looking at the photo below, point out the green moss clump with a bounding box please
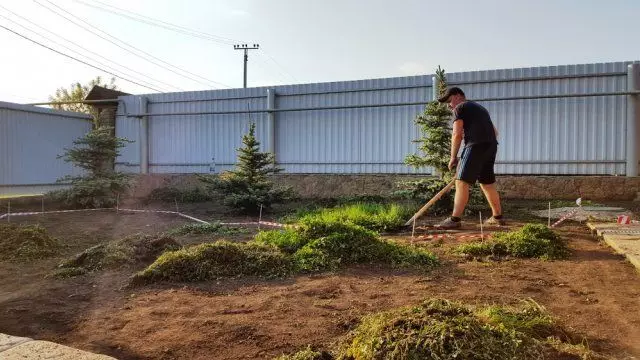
[455,224,569,260]
[51,234,181,278]
[131,241,291,284]
[0,223,60,260]
[278,298,605,360]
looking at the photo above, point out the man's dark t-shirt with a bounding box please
[453,101,497,147]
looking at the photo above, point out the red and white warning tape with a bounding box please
[414,233,492,240]
[551,208,580,227]
[0,206,292,228]
[0,208,111,219]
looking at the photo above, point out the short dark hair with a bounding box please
[437,87,465,103]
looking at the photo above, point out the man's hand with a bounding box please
[448,157,459,171]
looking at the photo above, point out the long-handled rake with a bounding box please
[404,177,456,226]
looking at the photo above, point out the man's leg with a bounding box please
[435,146,480,229]
[478,143,505,224]
[452,180,470,217]
[479,182,502,217]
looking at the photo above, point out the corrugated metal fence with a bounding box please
[0,102,92,196]
[115,61,640,175]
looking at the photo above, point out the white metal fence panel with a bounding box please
[0,102,92,195]
[114,61,638,175]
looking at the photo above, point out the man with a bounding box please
[434,86,505,229]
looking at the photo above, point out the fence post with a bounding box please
[267,88,277,162]
[432,76,439,102]
[139,97,149,174]
[627,64,640,177]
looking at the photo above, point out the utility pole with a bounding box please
[233,44,260,88]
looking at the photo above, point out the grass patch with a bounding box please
[167,222,247,236]
[51,234,181,278]
[275,346,332,360]
[135,217,438,284]
[282,203,414,233]
[0,223,60,260]
[258,220,438,273]
[131,241,291,284]
[254,228,306,254]
[455,224,569,260]
[279,298,604,360]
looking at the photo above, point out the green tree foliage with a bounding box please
[48,76,117,116]
[397,66,486,215]
[49,126,133,208]
[199,123,295,214]
[404,66,452,179]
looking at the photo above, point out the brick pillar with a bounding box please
[94,105,118,171]
[96,106,117,136]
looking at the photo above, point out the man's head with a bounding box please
[438,87,466,109]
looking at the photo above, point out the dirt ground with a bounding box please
[1,203,640,360]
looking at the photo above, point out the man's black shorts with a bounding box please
[456,142,498,185]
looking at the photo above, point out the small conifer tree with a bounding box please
[200,123,295,214]
[51,126,133,208]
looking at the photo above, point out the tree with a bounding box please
[404,66,452,179]
[49,76,117,116]
[199,123,295,214]
[396,66,486,216]
[49,126,133,208]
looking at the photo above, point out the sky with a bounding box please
[0,0,638,103]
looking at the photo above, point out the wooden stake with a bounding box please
[404,178,456,226]
[480,212,484,241]
[411,218,416,240]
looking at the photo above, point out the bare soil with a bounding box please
[1,205,639,360]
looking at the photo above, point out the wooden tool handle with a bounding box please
[404,177,456,226]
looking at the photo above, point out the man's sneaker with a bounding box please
[434,217,462,229]
[484,216,506,226]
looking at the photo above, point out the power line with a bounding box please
[0,24,163,92]
[36,0,228,89]
[258,51,299,83]
[75,0,243,45]
[34,0,233,89]
[0,6,179,92]
[74,0,300,86]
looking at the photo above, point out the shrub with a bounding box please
[47,174,130,209]
[50,126,133,208]
[198,123,295,214]
[455,224,570,260]
[131,241,292,284]
[51,234,181,277]
[0,223,60,260]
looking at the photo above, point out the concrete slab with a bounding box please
[0,340,117,359]
[0,333,31,352]
[587,222,640,273]
[535,207,632,222]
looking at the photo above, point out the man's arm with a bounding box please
[449,119,464,170]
